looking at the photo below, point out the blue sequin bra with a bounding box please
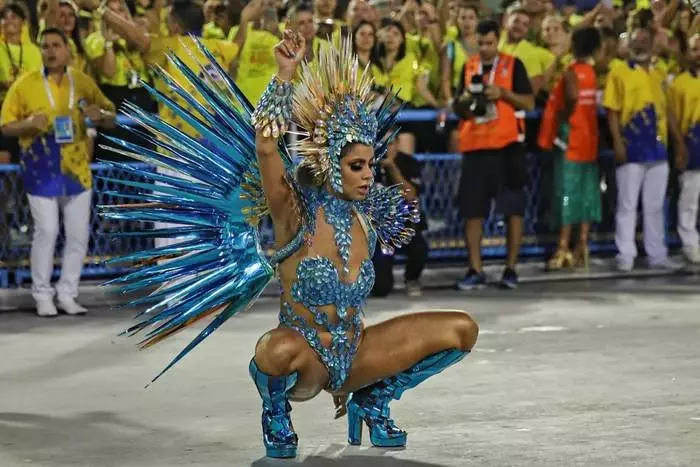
[274,187,376,391]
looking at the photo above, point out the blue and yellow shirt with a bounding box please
[603,60,668,163]
[669,70,700,169]
[0,67,115,196]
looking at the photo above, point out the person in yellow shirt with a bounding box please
[603,24,686,272]
[94,0,257,133]
[373,19,424,155]
[441,3,479,106]
[499,7,547,94]
[669,34,700,264]
[286,2,329,67]
[84,0,155,160]
[1,27,115,317]
[203,3,232,39]
[0,3,43,163]
[228,0,280,104]
[314,0,341,39]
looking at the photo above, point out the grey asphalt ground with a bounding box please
[1,276,699,467]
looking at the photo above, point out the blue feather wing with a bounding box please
[99,38,287,383]
[357,184,421,254]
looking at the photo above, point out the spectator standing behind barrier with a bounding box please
[84,0,155,161]
[371,139,428,297]
[453,19,534,290]
[0,28,115,317]
[0,3,43,164]
[669,33,700,264]
[604,24,686,272]
[538,27,604,272]
[499,7,547,95]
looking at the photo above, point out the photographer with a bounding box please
[453,18,534,291]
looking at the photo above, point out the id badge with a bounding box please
[54,116,74,144]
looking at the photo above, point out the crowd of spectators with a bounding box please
[0,0,699,310]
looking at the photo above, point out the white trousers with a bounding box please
[615,162,669,264]
[677,170,700,252]
[27,190,92,302]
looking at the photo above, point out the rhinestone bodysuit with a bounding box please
[274,187,376,391]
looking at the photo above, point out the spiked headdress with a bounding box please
[291,38,385,193]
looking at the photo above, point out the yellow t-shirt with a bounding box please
[668,70,700,168]
[229,27,279,105]
[603,60,668,162]
[0,41,43,100]
[373,53,420,104]
[406,34,440,107]
[144,36,239,136]
[498,37,547,78]
[0,24,32,44]
[0,67,115,195]
[203,22,226,40]
[84,32,148,87]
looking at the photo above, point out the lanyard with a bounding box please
[43,68,75,110]
[477,56,499,85]
[4,41,22,77]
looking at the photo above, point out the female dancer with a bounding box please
[103,31,478,459]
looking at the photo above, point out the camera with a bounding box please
[467,74,489,118]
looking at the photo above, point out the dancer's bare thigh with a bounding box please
[254,327,330,402]
[340,310,478,393]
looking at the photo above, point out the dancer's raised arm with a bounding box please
[252,30,306,236]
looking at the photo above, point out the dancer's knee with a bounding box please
[452,312,479,351]
[254,329,306,376]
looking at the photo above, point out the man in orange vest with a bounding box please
[452,19,534,290]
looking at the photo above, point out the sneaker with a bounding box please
[36,300,58,318]
[57,297,88,315]
[648,257,683,271]
[499,268,519,290]
[456,269,487,291]
[616,258,634,272]
[683,248,700,265]
[405,280,422,297]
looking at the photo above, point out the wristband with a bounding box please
[251,75,293,139]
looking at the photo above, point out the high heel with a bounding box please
[249,359,299,458]
[573,243,590,272]
[346,349,468,448]
[546,248,573,271]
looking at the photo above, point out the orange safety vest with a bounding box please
[537,61,599,163]
[457,53,525,152]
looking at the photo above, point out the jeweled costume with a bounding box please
[102,37,468,459]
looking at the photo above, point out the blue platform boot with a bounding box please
[347,348,468,447]
[249,359,298,458]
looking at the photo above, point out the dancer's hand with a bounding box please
[332,393,348,419]
[274,29,305,82]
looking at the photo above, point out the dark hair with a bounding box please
[295,144,363,188]
[376,18,406,71]
[290,1,314,15]
[57,1,86,56]
[170,0,205,35]
[629,8,655,32]
[571,27,602,59]
[458,3,479,16]
[352,20,378,63]
[476,18,500,37]
[2,2,27,21]
[39,26,69,45]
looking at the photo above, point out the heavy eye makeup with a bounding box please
[348,159,375,172]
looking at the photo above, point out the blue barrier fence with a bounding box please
[0,109,681,287]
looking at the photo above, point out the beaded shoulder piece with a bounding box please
[98,39,293,384]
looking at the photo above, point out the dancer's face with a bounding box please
[339,144,374,201]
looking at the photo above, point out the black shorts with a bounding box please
[458,143,528,220]
[0,133,20,163]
